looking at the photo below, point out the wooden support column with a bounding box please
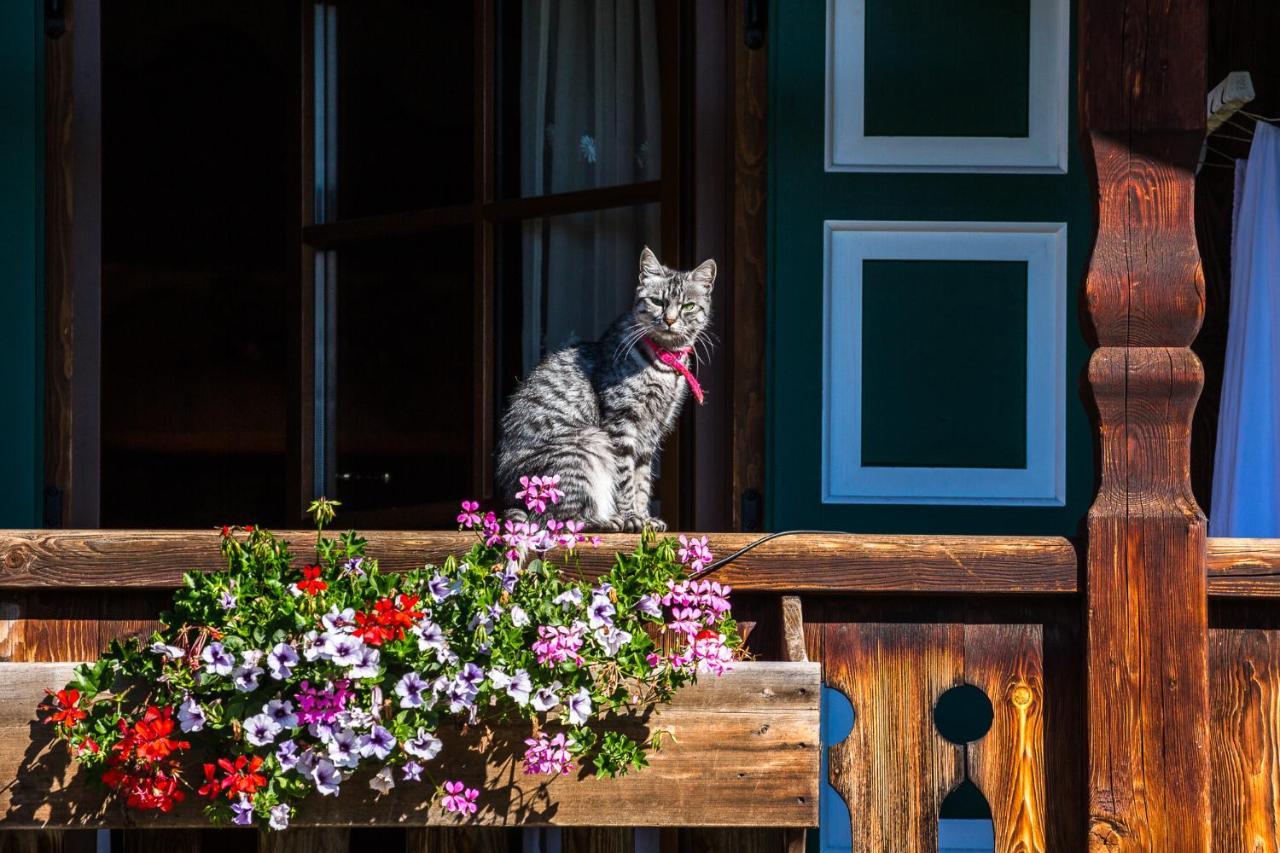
[1080,0,1210,849]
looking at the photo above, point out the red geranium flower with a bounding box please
[43,688,87,728]
[201,755,267,800]
[354,593,424,645]
[112,706,191,766]
[104,767,186,813]
[295,564,328,596]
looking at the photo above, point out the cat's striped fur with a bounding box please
[496,247,716,532]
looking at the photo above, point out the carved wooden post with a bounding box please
[1080,1,1210,849]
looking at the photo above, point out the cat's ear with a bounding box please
[689,258,717,289]
[639,246,665,281]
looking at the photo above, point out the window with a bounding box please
[95,0,684,529]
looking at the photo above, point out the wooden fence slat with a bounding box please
[404,828,513,853]
[0,530,1078,594]
[258,829,347,853]
[0,832,97,853]
[0,662,818,829]
[965,624,1046,853]
[824,623,966,850]
[121,830,202,853]
[1210,628,1280,851]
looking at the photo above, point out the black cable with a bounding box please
[689,529,848,580]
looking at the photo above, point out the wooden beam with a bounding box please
[1080,0,1210,848]
[1206,538,1280,598]
[0,530,1079,594]
[0,662,819,829]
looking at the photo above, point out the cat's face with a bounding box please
[633,246,716,349]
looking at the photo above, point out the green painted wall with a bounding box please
[767,0,1094,536]
[0,2,43,527]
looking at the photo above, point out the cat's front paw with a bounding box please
[619,514,647,533]
[645,517,668,532]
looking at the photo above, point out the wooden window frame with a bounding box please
[297,0,684,528]
[43,0,758,532]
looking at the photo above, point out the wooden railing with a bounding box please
[3,529,1280,850]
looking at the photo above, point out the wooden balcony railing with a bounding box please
[2,528,1280,851]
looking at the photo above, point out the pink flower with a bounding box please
[531,623,586,666]
[523,733,574,776]
[691,631,735,676]
[441,780,479,815]
[515,474,564,514]
[666,606,704,637]
[457,500,482,528]
[678,535,713,572]
[294,680,351,725]
[482,513,501,547]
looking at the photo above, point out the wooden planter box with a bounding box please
[0,661,819,829]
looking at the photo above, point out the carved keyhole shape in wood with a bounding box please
[823,623,1046,852]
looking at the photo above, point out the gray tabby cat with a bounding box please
[496,247,716,532]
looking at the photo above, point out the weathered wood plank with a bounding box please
[824,623,965,850]
[965,624,1046,853]
[0,831,97,853]
[404,827,512,853]
[1209,628,1280,851]
[258,828,347,853]
[1207,539,1280,598]
[0,530,1078,594]
[120,830,204,853]
[0,662,818,829]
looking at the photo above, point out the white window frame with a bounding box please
[822,220,1067,506]
[825,0,1069,173]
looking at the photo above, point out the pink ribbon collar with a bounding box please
[642,337,704,405]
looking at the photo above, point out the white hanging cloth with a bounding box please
[1209,121,1280,537]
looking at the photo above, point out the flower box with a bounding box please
[0,660,818,828]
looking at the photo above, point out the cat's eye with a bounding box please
[647,297,664,307]
[682,302,697,312]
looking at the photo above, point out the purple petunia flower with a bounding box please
[243,713,282,747]
[312,758,343,796]
[403,727,443,761]
[636,594,663,619]
[402,760,424,781]
[428,573,458,603]
[587,594,615,629]
[396,672,430,709]
[269,803,291,830]
[322,632,365,667]
[219,587,238,611]
[358,725,397,761]
[231,795,254,826]
[201,641,234,676]
[264,699,298,729]
[267,642,299,680]
[347,644,381,679]
[369,766,396,794]
[565,687,593,725]
[177,696,206,733]
[276,739,299,771]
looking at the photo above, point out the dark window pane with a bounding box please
[335,231,474,524]
[334,0,474,218]
[498,0,662,198]
[101,2,299,528]
[499,204,660,384]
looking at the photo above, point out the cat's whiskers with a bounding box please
[613,323,649,364]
